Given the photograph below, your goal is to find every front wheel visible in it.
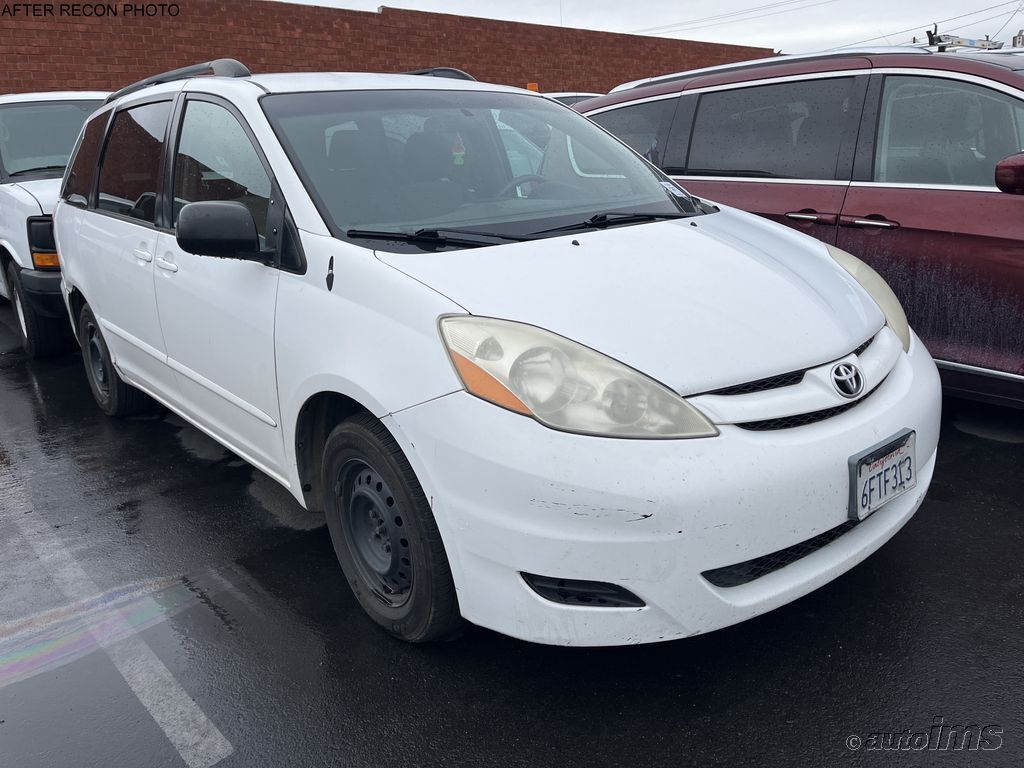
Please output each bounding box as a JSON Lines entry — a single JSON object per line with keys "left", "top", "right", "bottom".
{"left": 5, "top": 262, "right": 71, "bottom": 358}
{"left": 321, "top": 414, "right": 460, "bottom": 642}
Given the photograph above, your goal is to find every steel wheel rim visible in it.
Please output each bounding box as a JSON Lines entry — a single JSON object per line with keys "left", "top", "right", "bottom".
{"left": 12, "top": 290, "right": 27, "bottom": 339}
{"left": 86, "top": 322, "right": 109, "bottom": 397}
{"left": 338, "top": 460, "right": 413, "bottom": 608}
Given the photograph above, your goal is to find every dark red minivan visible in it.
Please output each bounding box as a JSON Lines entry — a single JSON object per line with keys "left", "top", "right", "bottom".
{"left": 582, "top": 49, "right": 1024, "bottom": 406}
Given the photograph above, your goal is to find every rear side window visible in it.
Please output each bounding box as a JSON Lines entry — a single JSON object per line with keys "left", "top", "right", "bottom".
{"left": 172, "top": 100, "right": 272, "bottom": 240}
{"left": 688, "top": 77, "right": 856, "bottom": 179}
{"left": 96, "top": 101, "right": 171, "bottom": 224}
{"left": 589, "top": 99, "right": 675, "bottom": 167}
{"left": 874, "top": 75, "right": 1024, "bottom": 187}
{"left": 62, "top": 110, "right": 109, "bottom": 205}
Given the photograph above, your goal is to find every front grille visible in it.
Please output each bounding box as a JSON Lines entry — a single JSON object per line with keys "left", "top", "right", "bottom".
{"left": 852, "top": 335, "right": 874, "bottom": 356}
{"left": 703, "top": 334, "right": 875, "bottom": 398}
{"left": 736, "top": 378, "right": 882, "bottom": 431}
{"left": 702, "top": 519, "right": 860, "bottom": 588}
{"left": 708, "top": 369, "right": 805, "bottom": 396}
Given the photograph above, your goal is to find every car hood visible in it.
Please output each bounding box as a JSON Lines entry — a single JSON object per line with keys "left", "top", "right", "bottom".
{"left": 13, "top": 178, "right": 63, "bottom": 214}
{"left": 376, "top": 206, "right": 885, "bottom": 395}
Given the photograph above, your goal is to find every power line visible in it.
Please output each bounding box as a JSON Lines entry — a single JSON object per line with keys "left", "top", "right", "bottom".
{"left": 838, "top": 0, "right": 1019, "bottom": 47}
{"left": 652, "top": 0, "right": 840, "bottom": 36}
{"left": 990, "top": 3, "right": 1023, "bottom": 37}
{"left": 946, "top": 8, "right": 1017, "bottom": 33}
{"left": 632, "top": 0, "right": 826, "bottom": 34}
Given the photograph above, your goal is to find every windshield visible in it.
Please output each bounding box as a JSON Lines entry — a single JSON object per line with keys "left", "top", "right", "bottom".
{"left": 262, "top": 89, "right": 700, "bottom": 251}
{"left": 0, "top": 100, "right": 102, "bottom": 178}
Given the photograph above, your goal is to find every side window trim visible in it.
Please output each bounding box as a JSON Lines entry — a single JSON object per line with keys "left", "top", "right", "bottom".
{"left": 852, "top": 74, "right": 885, "bottom": 182}
{"left": 663, "top": 94, "right": 696, "bottom": 175}
{"left": 93, "top": 96, "right": 174, "bottom": 230}
{"left": 61, "top": 106, "right": 114, "bottom": 208}
{"left": 168, "top": 92, "right": 302, "bottom": 273}
{"left": 834, "top": 74, "right": 870, "bottom": 182}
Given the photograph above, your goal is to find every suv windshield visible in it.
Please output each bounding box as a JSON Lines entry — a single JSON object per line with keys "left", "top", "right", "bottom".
{"left": 262, "top": 89, "right": 700, "bottom": 251}
{"left": 0, "top": 100, "right": 102, "bottom": 178}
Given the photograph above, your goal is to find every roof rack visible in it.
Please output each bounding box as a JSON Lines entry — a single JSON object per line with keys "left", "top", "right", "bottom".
{"left": 403, "top": 67, "right": 475, "bottom": 81}
{"left": 926, "top": 31, "right": 1004, "bottom": 52}
{"left": 608, "top": 47, "right": 932, "bottom": 93}
{"left": 104, "top": 58, "right": 251, "bottom": 104}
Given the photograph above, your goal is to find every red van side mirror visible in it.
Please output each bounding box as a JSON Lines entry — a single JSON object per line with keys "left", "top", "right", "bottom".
{"left": 994, "top": 153, "right": 1024, "bottom": 195}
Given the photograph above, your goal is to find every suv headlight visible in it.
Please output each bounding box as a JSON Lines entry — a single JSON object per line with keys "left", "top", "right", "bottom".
{"left": 827, "top": 245, "right": 911, "bottom": 352}
{"left": 440, "top": 316, "right": 718, "bottom": 439}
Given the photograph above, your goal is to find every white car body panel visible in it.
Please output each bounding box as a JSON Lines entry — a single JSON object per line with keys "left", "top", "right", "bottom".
{"left": 385, "top": 333, "right": 940, "bottom": 645}
{"left": 0, "top": 92, "right": 107, "bottom": 300}
{"left": 0, "top": 182, "right": 42, "bottom": 298}
{"left": 153, "top": 231, "right": 286, "bottom": 476}
{"left": 54, "top": 73, "right": 943, "bottom": 646}
{"left": 379, "top": 206, "right": 885, "bottom": 396}
{"left": 0, "top": 91, "right": 108, "bottom": 106}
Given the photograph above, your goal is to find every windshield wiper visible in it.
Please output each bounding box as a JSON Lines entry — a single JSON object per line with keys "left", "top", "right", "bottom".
{"left": 532, "top": 211, "right": 693, "bottom": 235}
{"left": 346, "top": 227, "right": 534, "bottom": 248}
{"left": 8, "top": 165, "right": 67, "bottom": 177}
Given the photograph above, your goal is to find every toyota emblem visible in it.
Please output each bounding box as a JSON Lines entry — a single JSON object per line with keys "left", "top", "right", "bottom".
{"left": 831, "top": 362, "right": 864, "bottom": 399}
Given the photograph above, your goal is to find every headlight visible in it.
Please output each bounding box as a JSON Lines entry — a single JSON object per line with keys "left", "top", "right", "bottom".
{"left": 439, "top": 316, "right": 718, "bottom": 439}
{"left": 827, "top": 245, "right": 911, "bottom": 352}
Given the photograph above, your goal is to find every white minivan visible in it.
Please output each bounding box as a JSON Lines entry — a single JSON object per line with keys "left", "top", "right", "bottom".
{"left": 55, "top": 60, "right": 941, "bottom": 646}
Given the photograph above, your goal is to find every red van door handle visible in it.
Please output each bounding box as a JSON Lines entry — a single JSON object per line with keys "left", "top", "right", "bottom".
{"left": 785, "top": 211, "right": 838, "bottom": 225}
{"left": 839, "top": 215, "right": 900, "bottom": 229}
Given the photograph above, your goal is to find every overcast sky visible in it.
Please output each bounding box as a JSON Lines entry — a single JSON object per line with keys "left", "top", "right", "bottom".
{"left": 284, "top": 0, "right": 1024, "bottom": 53}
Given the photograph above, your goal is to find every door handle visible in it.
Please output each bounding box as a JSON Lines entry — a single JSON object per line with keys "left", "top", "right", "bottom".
{"left": 785, "top": 211, "right": 838, "bottom": 225}
{"left": 839, "top": 215, "right": 900, "bottom": 229}
{"left": 155, "top": 256, "right": 178, "bottom": 273}
{"left": 133, "top": 247, "right": 153, "bottom": 263}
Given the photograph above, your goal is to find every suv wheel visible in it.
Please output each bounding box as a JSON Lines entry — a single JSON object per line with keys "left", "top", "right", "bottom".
{"left": 321, "top": 413, "right": 461, "bottom": 642}
{"left": 5, "top": 262, "right": 70, "bottom": 358}
{"left": 77, "top": 304, "right": 151, "bottom": 416}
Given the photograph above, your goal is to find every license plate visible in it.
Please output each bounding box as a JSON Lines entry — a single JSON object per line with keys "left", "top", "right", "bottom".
{"left": 849, "top": 429, "right": 917, "bottom": 521}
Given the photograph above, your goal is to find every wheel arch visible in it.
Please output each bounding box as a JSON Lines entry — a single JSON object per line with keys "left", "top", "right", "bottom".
{"left": 294, "top": 390, "right": 375, "bottom": 514}
{"left": 66, "top": 286, "right": 88, "bottom": 343}
{"left": 0, "top": 244, "right": 11, "bottom": 298}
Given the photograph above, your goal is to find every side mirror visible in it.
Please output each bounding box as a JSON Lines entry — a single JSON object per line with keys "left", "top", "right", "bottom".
{"left": 176, "top": 200, "right": 260, "bottom": 258}
{"left": 994, "top": 152, "right": 1024, "bottom": 195}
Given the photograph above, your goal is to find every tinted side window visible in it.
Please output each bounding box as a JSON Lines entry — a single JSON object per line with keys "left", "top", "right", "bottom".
{"left": 874, "top": 75, "right": 1024, "bottom": 187}
{"left": 689, "top": 78, "right": 856, "bottom": 179}
{"left": 589, "top": 99, "right": 674, "bottom": 167}
{"left": 62, "top": 110, "right": 109, "bottom": 205}
{"left": 172, "top": 100, "right": 272, "bottom": 239}
{"left": 96, "top": 101, "right": 171, "bottom": 224}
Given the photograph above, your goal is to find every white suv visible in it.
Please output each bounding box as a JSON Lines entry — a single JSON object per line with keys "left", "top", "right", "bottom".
{"left": 55, "top": 60, "right": 941, "bottom": 646}
{"left": 0, "top": 91, "right": 106, "bottom": 356}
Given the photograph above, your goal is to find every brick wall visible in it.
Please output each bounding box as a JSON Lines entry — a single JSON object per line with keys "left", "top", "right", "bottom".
{"left": 0, "top": 2, "right": 771, "bottom": 95}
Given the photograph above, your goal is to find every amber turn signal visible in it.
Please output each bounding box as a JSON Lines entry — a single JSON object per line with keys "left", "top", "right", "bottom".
{"left": 31, "top": 252, "right": 60, "bottom": 270}
{"left": 450, "top": 351, "right": 532, "bottom": 415}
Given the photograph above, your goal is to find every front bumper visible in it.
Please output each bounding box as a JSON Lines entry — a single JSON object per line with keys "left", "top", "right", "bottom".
{"left": 19, "top": 268, "right": 65, "bottom": 318}
{"left": 385, "top": 333, "right": 942, "bottom": 646}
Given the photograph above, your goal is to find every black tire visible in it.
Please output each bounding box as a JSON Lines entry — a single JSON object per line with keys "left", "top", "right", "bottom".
{"left": 5, "top": 262, "right": 72, "bottom": 358}
{"left": 321, "top": 413, "right": 460, "bottom": 642}
{"left": 77, "top": 303, "right": 151, "bottom": 417}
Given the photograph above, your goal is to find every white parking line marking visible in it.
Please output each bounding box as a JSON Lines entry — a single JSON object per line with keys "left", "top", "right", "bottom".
{"left": 0, "top": 466, "right": 234, "bottom": 768}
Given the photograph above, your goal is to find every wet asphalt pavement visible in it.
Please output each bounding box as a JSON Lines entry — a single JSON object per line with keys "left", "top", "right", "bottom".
{"left": 0, "top": 301, "right": 1021, "bottom": 768}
